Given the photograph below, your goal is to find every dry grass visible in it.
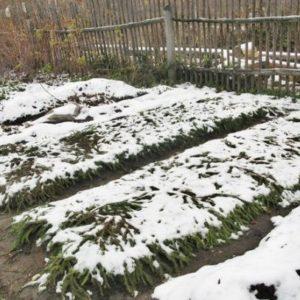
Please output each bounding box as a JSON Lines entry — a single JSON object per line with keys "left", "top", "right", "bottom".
{"left": 0, "top": 21, "right": 34, "bottom": 74}
{"left": 0, "top": 0, "right": 298, "bottom": 77}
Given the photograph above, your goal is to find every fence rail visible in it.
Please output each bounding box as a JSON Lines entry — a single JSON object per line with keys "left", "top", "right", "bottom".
{"left": 174, "top": 15, "right": 300, "bottom": 23}
{"left": 51, "top": 17, "right": 165, "bottom": 33}
{"left": 1, "top": 0, "right": 300, "bottom": 96}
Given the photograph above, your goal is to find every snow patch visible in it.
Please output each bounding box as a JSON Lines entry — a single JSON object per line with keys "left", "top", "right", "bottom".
{"left": 153, "top": 205, "right": 300, "bottom": 300}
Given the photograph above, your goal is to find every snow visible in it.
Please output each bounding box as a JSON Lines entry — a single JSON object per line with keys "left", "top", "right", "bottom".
{"left": 2, "top": 82, "right": 298, "bottom": 207}
{"left": 0, "top": 78, "right": 143, "bottom": 124}
{"left": 14, "top": 114, "right": 300, "bottom": 293}
{"left": 153, "top": 204, "right": 300, "bottom": 300}
{"left": 2, "top": 78, "right": 299, "bottom": 298}
{"left": 240, "top": 42, "right": 255, "bottom": 53}
{"left": 48, "top": 103, "right": 79, "bottom": 116}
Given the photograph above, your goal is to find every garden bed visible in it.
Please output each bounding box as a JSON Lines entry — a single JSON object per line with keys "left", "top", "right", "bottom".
{"left": 13, "top": 114, "right": 300, "bottom": 299}
{"left": 153, "top": 202, "right": 300, "bottom": 300}
{"left": 0, "top": 78, "right": 144, "bottom": 125}
{"left": 1, "top": 83, "right": 295, "bottom": 211}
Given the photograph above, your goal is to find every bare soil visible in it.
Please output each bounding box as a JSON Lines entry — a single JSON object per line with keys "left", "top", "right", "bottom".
{"left": 0, "top": 206, "right": 294, "bottom": 300}
{"left": 0, "top": 213, "right": 46, "bottom": 300}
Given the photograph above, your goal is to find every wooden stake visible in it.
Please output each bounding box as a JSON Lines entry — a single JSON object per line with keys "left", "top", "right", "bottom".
{"left": 164, "top": 4, "right": 176, "bottom": 83}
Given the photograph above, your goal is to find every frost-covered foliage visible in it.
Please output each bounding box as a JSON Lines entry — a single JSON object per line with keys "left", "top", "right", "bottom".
{"left": 153, "top": 203, "right": 300, "bottom": 300}
{"left": 0, "top": 81, "right": 26, "bottom": 102}
{"left": 14, "top": 115, "right": 300, "bottom": 298}
{"left": 1, "top": 82, "right": 293, "bottom": 210}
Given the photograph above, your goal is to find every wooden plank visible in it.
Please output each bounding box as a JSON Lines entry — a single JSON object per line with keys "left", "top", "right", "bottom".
{"left": 164, "top": 4, "right": 176, "bottom": 82}
{"left": 225, "top": 0, "right": 231, "bottom": 90}
{"left": 250, "top": 0, "right": 256, "bottom": 91}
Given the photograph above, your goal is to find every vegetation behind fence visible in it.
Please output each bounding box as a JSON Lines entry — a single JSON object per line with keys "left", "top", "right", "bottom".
{"left": 1, "top": 0, "right": 300, "bottom": 95}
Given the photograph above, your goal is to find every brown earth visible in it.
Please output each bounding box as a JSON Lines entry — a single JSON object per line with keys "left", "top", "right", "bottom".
{"left": 0, "top": 213, "right": 46, "bottom": 300}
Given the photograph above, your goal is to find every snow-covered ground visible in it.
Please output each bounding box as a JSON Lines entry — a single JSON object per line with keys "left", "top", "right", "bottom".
{"left": 153, "top": 203, "right": 300, "bottom": 300}
{"left": 1, "top": 78, "right": 299, "bottom": 299}
{"left": 0, "top": 78, "right": 144, "bottom": 124}
{"left": 2, "top": 81, "right": 296, "bottom": 209}
{"left": 14, "top": 114, "right": 300, "bottom": 297}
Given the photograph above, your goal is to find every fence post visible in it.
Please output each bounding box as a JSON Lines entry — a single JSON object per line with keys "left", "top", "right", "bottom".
{"left": 164, "top": 5, "right": 176, "bottom": 83}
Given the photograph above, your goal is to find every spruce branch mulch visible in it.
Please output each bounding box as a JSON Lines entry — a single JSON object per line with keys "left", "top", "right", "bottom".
{"left": 1, "top": 90, "right": 288, "bottom": 211}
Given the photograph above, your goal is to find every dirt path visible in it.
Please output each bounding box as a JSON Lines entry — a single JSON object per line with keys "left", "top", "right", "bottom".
{"left": 0, "top": 206, "right": 294, "bottom": 300}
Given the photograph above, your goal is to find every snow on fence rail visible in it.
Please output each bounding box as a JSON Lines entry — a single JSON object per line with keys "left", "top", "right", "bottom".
{"left": 174, "top": 14, "right": 300, "bottom": 24}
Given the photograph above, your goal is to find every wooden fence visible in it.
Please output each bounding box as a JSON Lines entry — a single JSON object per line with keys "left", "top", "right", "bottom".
{"left": 1, "top": 0, "right": 300, "bottom": 95}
